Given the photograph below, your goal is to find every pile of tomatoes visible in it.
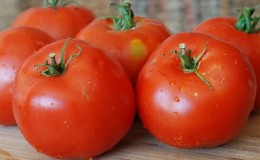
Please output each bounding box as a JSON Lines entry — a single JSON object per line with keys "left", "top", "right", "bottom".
{"left": 0, "top": 0, "right": 259, "bottom": 159}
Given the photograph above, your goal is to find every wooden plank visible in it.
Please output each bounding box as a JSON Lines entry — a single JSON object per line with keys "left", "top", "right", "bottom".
{"left": 0, "top": 111, "right": 260, "bottom": 160}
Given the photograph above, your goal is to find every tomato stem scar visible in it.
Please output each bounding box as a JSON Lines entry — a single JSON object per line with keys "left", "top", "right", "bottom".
{"left": 35, "top": 38, "right": 82, "bottom": 77}
{"left": 172, "top": 43, "right": 214, "bottom": 91}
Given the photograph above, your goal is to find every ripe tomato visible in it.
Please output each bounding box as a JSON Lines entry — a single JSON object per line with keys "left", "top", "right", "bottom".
{"left": 12, "top": 38, "right": 135, "bottom": 158}
{"left": 136, "top": 32, "right": 256, "bottom": 148}
{"left": 0, "top": 26, "right": 54, "bottom": 126}
{"left": 194, "top": 6, "right": 260, "bottom": 110}
{"left": 76, "top": 2, "right": 171, "bottom": 85}
{"left": 12, "top": 0, "right": 95, "bottom": 40}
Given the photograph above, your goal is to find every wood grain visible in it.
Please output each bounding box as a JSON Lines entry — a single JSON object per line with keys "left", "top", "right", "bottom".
{"left": 0, "top": 111, "right": 260, "bottom": 160}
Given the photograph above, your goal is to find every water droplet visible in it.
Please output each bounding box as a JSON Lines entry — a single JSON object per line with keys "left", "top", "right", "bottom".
{"left": 169, "top": 81, "right": 175, "bottom": 86}
{"left": 81, "top": 90, "right": 87, "bottom": 97}
{"left": 149, "top": 59, "right": 157, "bottom": 65}
{"left": 234, "top": 60, "right": 238, "bottom": 64}
{"left": 248, "top": 80, "right": 254, "bottom": 90}
{"left": 55, "top": 154, "right": 63, "bottom": 159}
{"left": 36, "top": 41, "right": 45, "bottom": 46}
{"left": 63, "top": 121, "right": 69, "bottom": 128}
{"left": 174, "top": 96, "right": 180, "bottom": 102}
{"left": 214, "top": 76, "right": 222, "bottom": 82}
{"left": 194, "top": 92, "right": 198, "bottom": 97}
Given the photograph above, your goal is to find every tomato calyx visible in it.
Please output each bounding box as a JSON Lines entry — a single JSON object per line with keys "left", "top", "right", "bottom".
{"left": 106, "top": 1, "right": 135, "bottom": 31}
{"left": 235, "top": 5, "right": 260, "bottom": 33}
{"left": 36, "top": 39, "right": 81, "bottom": 77}
{"left": 46, "top": 0, "right": 79, "bottom": 9}
{"left": 172, "top": 43, "right": 214, "bottom": 91}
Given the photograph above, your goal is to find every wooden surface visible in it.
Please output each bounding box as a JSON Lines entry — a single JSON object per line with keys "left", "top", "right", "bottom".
{"left": 1, "top": 111, "right": 260, "bottom": 160}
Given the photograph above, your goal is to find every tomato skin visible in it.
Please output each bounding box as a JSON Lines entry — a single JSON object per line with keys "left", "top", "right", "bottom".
{"left": 12, "top": 39, "right": 135, "bottom": 158}
{"left": 76, "top": 16, "right": 171, "bottom": 84}
{"left": 136, "top": 32, "right": 256, "bottom": 148}
{"left": 12, "top": 6, "right": 95, "bottom": 40}
{"left": 194, "top": 17, "right": 260, "bottom": 110}
{"left": 0, "top": 26, "right": 54, "bottom": 126}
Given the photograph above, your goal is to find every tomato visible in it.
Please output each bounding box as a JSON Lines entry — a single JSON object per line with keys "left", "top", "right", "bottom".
{"left": 0, "top": 26, "right": 54, "bottom": 126}
{"left": 12, "top": 0, "right": 95, "bottom": 40}
{"left": 136, "top": 32, "right": 256, "bottom": 148}
{"left": 12, "top": 38, "right": 135, "bottom": 158}
{"left": 194, "top": 6, "right": 260, "bottom": 110}
{"left": 76, "top": 2, "right": 171, "bottom": 85}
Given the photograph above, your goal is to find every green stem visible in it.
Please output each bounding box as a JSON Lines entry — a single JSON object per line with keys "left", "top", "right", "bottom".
{"left": 107, "top": 1, "right": 135, "bottom": 30}
{"left": 235, "top": 5, "right": 260, "bottom": 33}
{"left": 49, "top": 53, "right": 58, "bottom": 68}
{"left": 172, "top": 43, "right": 214, "bottom": 91}
{"left": 194, "top": 70, "right": 214, "bottom": 91}
{"left": 178, "top": 43, "right": 193, "bottom": 68}
{"left": 46, "top": 0, "right": 79, "bottom": 9}
{"left": 35, "top": 38, "right": 82, "bottom": 77}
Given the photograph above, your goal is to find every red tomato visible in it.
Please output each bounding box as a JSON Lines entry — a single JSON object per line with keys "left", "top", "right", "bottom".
{"left": 136, "top": 32, "right": 256, "bottom": 148}
{"left": 12, "top": 38, "right": 135, "bottom": 158}
{"left": 12, "top": 1, "right": 95, "bottom": 40}
{"left": 76, "top": 2, "right": 171, "bottom": 85}
{"left": 0, "top": 26, "right": 54, "bottom": 126}
{"left": 194, "top": 7, "right": 260, "bottom": 110}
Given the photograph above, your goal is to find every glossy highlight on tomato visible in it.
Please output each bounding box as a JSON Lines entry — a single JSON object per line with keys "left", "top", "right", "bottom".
{"left": 12, "top": 39, "right": 136, "bottom": 158}
{"left": 136, "top": 32, "right": 256, "bottom": 148}
{"left": 0, "top": 26, "right": 54, "bottom": 126}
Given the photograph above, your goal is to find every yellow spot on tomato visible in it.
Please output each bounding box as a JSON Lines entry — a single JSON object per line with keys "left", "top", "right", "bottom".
{"left": 129, "top": 39, "right": 147, "bottom": 60}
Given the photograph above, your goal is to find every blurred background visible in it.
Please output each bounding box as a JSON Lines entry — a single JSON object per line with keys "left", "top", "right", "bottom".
{"left": 0, "top": 0, "right": 259, "bottom": 33}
